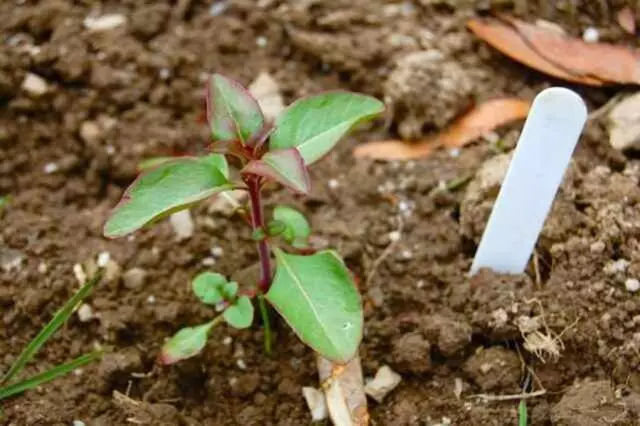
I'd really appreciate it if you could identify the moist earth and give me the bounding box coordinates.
[1,1,640,425]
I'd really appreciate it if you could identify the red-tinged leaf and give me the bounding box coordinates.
[354,98,530,160]
[242,148,311,194]
[206,74,265,146]
[468,16,640,86]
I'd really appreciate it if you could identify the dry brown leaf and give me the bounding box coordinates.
[617,7,636,35]
[353,98,530,161]
[468,16,640,86]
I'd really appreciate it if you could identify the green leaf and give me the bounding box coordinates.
[518,400,528,426]
[159,319,220,365]
[0,195,10,211]
[223,296,254,329]
[104,157,231,238]
[0,351,101,401]
[266,249,362,363]
[270,92,384,165]
[242,148,310,194]
[192,272,238,305]
[0,271,102,387]
[138,154,229,178]
[206,74,265,146]
[137,157,175,171]
[272,205,311,248]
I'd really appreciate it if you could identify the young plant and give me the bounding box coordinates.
[0,272,103,403]
[104,74,384,365]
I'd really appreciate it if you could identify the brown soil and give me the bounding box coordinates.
[2,1,640,425]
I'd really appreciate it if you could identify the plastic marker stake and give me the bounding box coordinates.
[470,87,587,275]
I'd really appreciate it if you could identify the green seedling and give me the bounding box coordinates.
[104,74,384,365]
[0,272,103,403]
[518,399,528,426]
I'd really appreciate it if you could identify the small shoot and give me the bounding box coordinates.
[0,272,103,402]
[105,73,383,366]
[518,399,528,426]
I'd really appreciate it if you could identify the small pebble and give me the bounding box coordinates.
[364,365,402,403]
[223,336,232,345]
[73,263,86,285]
[604,259,630,275]
[416,280,425,289]
[97,251,111,268]
[159,68,171,80]
[170,210,194,240]
[590,241,606,254]
[80,121,101,145]
[582,27,599,43]
[209,1,228,16]
[328,179,339,189]
[147,295,156,303]
[388,230,401,242]
[37,262,48,274]
[122,267,147,290]
[256,36,268,47]
[449,148,461,158]
[72,421,86,426]
[237,359,247,370]
[77,303,94,322]
[83,14,126,31]
[202,257,216,266]
[22,73,48,97]
[400,249,413,259]
[44,162,59,174]
[210,246,224,257]
[625,278,640,293]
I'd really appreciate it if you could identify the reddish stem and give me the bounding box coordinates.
[246,176,272,293]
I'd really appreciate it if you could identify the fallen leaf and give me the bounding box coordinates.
[468,16,640,86]
[353,98,530,160]
[617,7,636,35]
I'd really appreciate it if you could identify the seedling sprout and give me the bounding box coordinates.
[103,74,384,365]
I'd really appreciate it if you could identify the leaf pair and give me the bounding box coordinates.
[160,272,254,365]
[104,74,383,238]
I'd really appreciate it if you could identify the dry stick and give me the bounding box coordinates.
[588,92,624,121]
[365,216,404,288]
[470,389,547,402]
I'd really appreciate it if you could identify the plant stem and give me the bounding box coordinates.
[246,177,272,293]
[258,296,272,355]
[246,176,274,354]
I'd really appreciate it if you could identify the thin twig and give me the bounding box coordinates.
[365,217,403,288]
[470,389,547,402]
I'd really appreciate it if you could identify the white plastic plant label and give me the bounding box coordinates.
[470,87,587,275]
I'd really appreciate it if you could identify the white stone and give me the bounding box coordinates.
[364,365,402,403]
[388,230,401,242]
[249,72,284,121]
[256,36,268,47]
[302,387,328,421]
[0,248,24,272]
[80,121,101,145]
[83,14,126,31]
[77,304,94,322]
[170,210,194,240]
[72,421,86,426]
[122,268,147,290]
[43,162,59,174]
[210,246,224,257]
[328,179,339,189]
[97,251,111,268]
[236,359,247,370]
[22,73,48,97]
[625,278,640,293]
[603,259,630,275]
[608,92,640,150]
[582,27,599,43]
[73,263,86,285]
[147,295,156,303]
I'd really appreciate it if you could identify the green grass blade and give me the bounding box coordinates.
[518,400,528,426]
[0,271,102,386]
[0,351,101,400]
